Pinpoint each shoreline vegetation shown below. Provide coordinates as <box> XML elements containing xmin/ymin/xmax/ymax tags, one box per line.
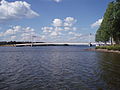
<box><xmin>94</xmin><ymin>0</ymin><xmax>120</xmax><ymax>54</ymax></box>
<box><xmin>85</xmin><ymin>45</ymin><xmax>120</xmax><ymax>54</ymax></box>
<box><xmin>95</xmin><ymin>45</ymin><xmax>120</xmax><ymax>54</ymax></box>
<box><xmin>0</xmin><ymin>41</ymin><xmax>44</xmax><ymax>47</ymax></box>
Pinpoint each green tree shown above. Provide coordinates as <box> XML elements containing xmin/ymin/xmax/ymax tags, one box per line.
<box><xmin>112</xmin><ymin>1</ymin><xmax>120</xmax><ymax>44</ymax></box>
<box><xmin>96</xmin><ymin>2</ymin><xmax>114</xmax><ymax>43</ymax></box>
<box><xmin>96</xmin><ymin>1</ymin><xmax>120</xmax><ymax>44</ymax></box>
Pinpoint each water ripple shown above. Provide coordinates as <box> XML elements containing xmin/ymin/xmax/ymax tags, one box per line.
<box><xmin>0</xmin><ymin>46</ymin><xmax>120</xmax><ymax>90</ymax></box>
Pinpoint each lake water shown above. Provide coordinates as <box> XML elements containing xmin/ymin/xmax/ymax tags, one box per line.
<box><xmin>0</xmin><ymin>46</ymin><xmax>120</xmax><ymax>90</ymax></box>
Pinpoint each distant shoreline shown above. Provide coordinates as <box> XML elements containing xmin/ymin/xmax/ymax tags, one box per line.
<box><xmin>0</xmin><ymin>45</ymin><xmax>15</xmax><ymax>47</ymax></box>
<box><xmin>0</xmin><ymin>44</ymin><xmax>69</xmax><ymax>47</ymax></box>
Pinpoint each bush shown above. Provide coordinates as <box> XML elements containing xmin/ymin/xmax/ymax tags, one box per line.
<box><xmin>96</xmin><ymin>45</ymin><xmax>120</xmax><ymax>51</ymax></box>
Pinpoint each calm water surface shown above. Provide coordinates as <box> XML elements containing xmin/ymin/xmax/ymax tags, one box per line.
<box><xmin>0</xmin><ymin>46</ymin><xmax>120</xmax><ymax>90</ymax></box>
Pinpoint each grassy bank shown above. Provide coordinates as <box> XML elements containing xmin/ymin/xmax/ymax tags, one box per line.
<box><xmin>96</xmin><ymin>45</ymin><xmax>120</xmax><ymax>51</ymax></box>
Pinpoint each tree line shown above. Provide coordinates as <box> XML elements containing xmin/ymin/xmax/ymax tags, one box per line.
<box><xmin>0</xmin><ymin>41</ymin><xmax>45</xmax><ymax>45</ymax></box>
<box><xmin>96</xmin><ymin>0</ymin><xmax>120</xmax><ymax>44</ymax></box>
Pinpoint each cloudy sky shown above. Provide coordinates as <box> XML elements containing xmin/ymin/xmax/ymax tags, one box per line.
<box><xmin>0</xmin><ymin>0</ymin><xmax>112</xmax><ymax>42</ymax></box>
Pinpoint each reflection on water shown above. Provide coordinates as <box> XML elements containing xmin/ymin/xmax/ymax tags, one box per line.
<box><xmin>98</xmin><ymin>53</ymin><xmax>120</xmax><ymax>90</ymax></box>
<box><xmin>0</xmin><ymin>46</ymin><xmax>120</xmax><ymax>90</ymax></box>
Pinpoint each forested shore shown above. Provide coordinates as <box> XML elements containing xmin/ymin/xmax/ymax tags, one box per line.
<box><xmin>96</xmin><ymin>0</ymin><xmax>120</xmax><ymax>44</ymax></box>
<box><xmin>96</xmin><ymin>0</ymin><xmax>120</xmax><ymax>51</ymax></box>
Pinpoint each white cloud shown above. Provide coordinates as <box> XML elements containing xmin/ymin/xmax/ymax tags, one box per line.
<box><xmin>0</xmin><ymin>25</ymin><xmax>44</xmax><ymax>41</ymax></box>
<box><xmin>54</xmin><ymin>27</ymin><xmax>63</xmax><ymax>31</ymax></box>
<box><xmin>68</xmin><ymin>31</ymin><xmax>82</xmax><ymax>41</ymax></box>
<box><xmin>64</xmin><ymin>17</ymin><xmax>77</xmax><ymax>27</ymax></box>
<box><xmin>64</xmin><ymin>27</ymin><xmax>77</xmax><ymax>31</ymax></box>
<box><xmin>68</xmin><ymin>32</ymin><xmax>75</xmax><ymax>35</ymax></box>
<box><xmin>53</xmin><ymin>0</ymin><xmax>62</xmax><ymax>3</ymax></box>
<box><xmin>69</xmin><ymin>33</ymin><xmax>83</xmax><ymax>41</ymax></box>
<box><xmin>21</xmin><ymin>33</ymin><xmax>31</xmax><ymax>37</ymax></box>
<box><xmin>4</xmin><ymin>29</ymin><xmax>15</xmax><ymax>36</ymax></box>
<box><xmin>41</xmin><ymin>17</ymin><xmax>79</xmax><ymax>41</ymax></box>
<box><xmin>0</xmin><ymin>0</ymin><xmax>39</xmax><ymax>22</ymax></box>
<box><xmin>12</xmin><ymin>26</ymin><xmax>21</xmax><ymax>32</ymax></box>
<box><xmin>91</xmin><ymin>18</ymin><xmax>103</xmax><ymax>28</ymax></box>
<box><xmin>74</xmin><ymin>33</ymin><xmax>82</xmax><ymax>37</ymax></box>
<box><xmin>1</xmin><ymin>26</ymin><xmax>21</xmax><ymax>36</ymax></box>
<box><xmin>68</xmin><ymin>31</ymin><xmax>81</xmax><ymax>37</ymax></box>
<box><xmin>52</xmin><ymin>19</ymin><xmax>63</xmax><ymax>27</ymax></box>
<box><xmin>42</xmin><ymin>27</ymin><xmax>53</xmax><ymax>33</ymax></box>
<box><xmin>64</xmin><ymin>27</ymin><xmax>72</xmax><ymax>31</ymax></box>
<box><xmin>50</xmin><ymin>31</ymin><xmax>61</xmax><ymax>36</ymax></box>
<box><xmin>23</xmin><ymin>27</ymin><xmax>35</xmax><ymax>33</ymax></box>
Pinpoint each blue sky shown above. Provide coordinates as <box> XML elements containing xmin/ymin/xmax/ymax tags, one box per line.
<box><xmin>0</xmin><ymin>0</ymin><xmax>113</xmax><ymax>42</ymax></box>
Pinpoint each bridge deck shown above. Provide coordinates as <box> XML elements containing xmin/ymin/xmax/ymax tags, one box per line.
<box><xmin>15</xmin><ymin>43</ymin><xmax>97</xmax><ymax>47</ymax></box>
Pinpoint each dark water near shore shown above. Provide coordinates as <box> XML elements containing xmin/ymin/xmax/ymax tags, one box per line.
<box><xmin>0</xmin><ymin>46</ymin><xmax>120</xmax><ymax>90</ymax></box>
